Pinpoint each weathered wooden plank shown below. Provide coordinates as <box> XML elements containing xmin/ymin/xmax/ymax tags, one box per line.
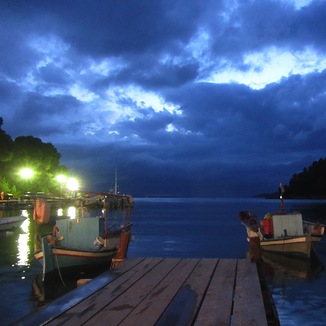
<box><xmin>119</xmin><ymin>258</ymin><xmax>200</xmax><ymax>326</ymax></box>
<box><xmin>194</xmin><ymin>259</ymin><xmax>237</xmax><ymax>326</ymax></box>
<box><xmin>83</xmin><ymin>258</ymin><xmax>183</xmax><ymax>325</ymax></box>
<box><xmin>16</xmin><ymin>257</ymin><xmax>145</xmax><ymax>326</ymax></box>
<box><xmin>232</xmin><ymin>259</ymin><xmax>268</xmax><ymax>326</ymax></box>
<box><xmin>46</xmin><ymin>257</ymin><xmax>163</xmax><ymax>326</ymax></box>
<box><xmin>18</xmin><ymin>258</ymin><xmax>272</xmax><ymax>326</ymax></box>
<box><xmin>156</xmin><ymin>258</ymin><xmax>219</xmax><ymax>326</ymax></box>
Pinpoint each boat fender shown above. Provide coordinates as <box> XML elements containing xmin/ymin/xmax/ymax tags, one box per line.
<box><xmin>313</xmin><ymin>223</ymin><xmax>323</xmax><ymax>235</ymax></box>
<box><xmin>53</xmin><ymin>225</ymin><xmax>58</xmax><ymax>237</ymax></box>
<box><xmin>93</xmin><ymin>236</ymin><xmax>104</xmax><ymax>248</ymax></box>
<box><xmin>45</xmin><ymin>225</ymin><xmax>58</xmax><ymax>245</ymax></box>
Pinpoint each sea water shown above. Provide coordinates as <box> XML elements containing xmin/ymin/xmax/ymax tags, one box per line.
<box><xmin>1</xmin><ymin>197</ymin><xmax>326</xmax><ymax>325</ymax></box>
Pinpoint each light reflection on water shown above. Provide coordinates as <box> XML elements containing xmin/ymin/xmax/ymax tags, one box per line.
<box><xmin>17</xmin><ymin>210</ymin><xmax>31</xmax><ymax>267</ymax></box>
<box><xmin>20</xmin><ymin>217</ymin><xmax>29</xmax><ymax>234</ymax></box>
<box><xmin>17</xmin><ymin>233</ymin><xmax>29</xmax><ymax>266</ymax></box>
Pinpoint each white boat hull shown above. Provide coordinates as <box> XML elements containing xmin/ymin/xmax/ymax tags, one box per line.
<box><xmin>35</xmin><ymin>245</ymin><xmax>118</xmax><ymax>270</ymax></box>
<box><xmin>260</xmin><ymin>235</ymin><xmax>312</xmax><ymax>259</ymax></box>
<box><xmin>240</xmin><ymin>211</ymin><xmax>318</xmax><ymax>259</ymax></box>
<box><xmin>244</xmin><ymin>224</ymin><xmax>312</xmax><ymax>259</ymax></box>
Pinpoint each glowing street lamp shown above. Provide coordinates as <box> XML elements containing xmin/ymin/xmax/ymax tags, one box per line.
<box><xmin>19</xmin><ymin>168</ymin><xmax>34</xmax><ymax>192</ymax></box>
<box><xmin>67</xmin><ymin>178</ymin><xmax>78</xmax><ymax>191</ymax></box>
<box><xmin>56</xmin><ymin>175</ymin><xmax>67</xmax><ymax>197</ymax></box>
<box><xmin>19</xmin><ymin>168</ymin><xmax>34</xmax><ymax>180</ymax></box>
<box><xmin>56</xmin><ymin>175</ymin><xmax>67</xmax><ymax>184</ymax></box>
<box><xmin>67</xmin><ymin>178</ymin><xmax>79</xmax><ymax>197</ymax></box>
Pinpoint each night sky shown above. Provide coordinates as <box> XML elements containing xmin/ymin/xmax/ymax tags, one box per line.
<box><xmin>1</xmin><ymin>0</ymin><xmax>325</xmax><ymax>197</ymax></box>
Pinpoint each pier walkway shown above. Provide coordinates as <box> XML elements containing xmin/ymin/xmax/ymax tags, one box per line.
<box><xmin>16</xmin><ymin>257</ymin><xmax>277</xmax><ymax>326</ymax></box>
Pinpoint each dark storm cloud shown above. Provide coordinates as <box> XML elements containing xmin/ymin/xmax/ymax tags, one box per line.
<box><xmin>1</xmin><ymin>0</ymin><xmax>201</xmax><ymax>56</ymax></box>
<box><xmin>0</xmin><ymin>0</ymin><xmax>325</xmax><ymax>197</ymax></box>
<box><xmin>11</xmin><ymin>93</ymin><xmax>82</xmax><ymax>137</ymax></box>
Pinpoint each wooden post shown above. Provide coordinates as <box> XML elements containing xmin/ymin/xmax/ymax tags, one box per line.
<box><xmin>111</xmin><ymin>231</ymin><xmax>131</xmax><ymax>267</ymax></box>
<box><xmin>249</xmin><ymin>235</ymin><xmax>262</xmax><ymax>262</ymax></box>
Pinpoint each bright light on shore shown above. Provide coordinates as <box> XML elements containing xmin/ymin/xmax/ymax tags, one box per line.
<box><xmin>56</xmin><ymin>174</ymin><xmax>67</xmax><ymax>183</ymax></box>
<box><xmin>67</xmin><ymin>178</ymin><xmax>79</xmax><ymax>191</ymax></box>
<box><xmin>19</xmin><ymin>168</ymin><xmax>34</xmax><ymax>179</ymax></box>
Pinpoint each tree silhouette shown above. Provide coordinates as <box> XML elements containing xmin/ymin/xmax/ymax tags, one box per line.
<box><xmin>287</xmin><ymin>158</ymin><xmax>326</xmax><ymax>198</ymax></box>
<box><xmin>0</xmin><ymin>117</ymin><xmax>13</xmax><ymax>163</ymax></box>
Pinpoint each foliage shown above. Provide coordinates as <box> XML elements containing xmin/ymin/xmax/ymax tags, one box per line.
<box><xmin>0</xmin><ymin>118</ymin><xmax>13</xmax><ymax>162</ymax></box>
<box><xmin>286</xmin><ymin>158</ymin><xmax>326</xmax><ymax>198</ymax></box>
<box><xmin>0</xmin><ymin>118</ymin><xmax>69</xmax><ymax>197</ymax></box>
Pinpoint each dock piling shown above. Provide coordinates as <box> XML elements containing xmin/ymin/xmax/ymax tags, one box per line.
<box><xmin>111</xmin><ymin>230</ymin><xmax>131</xmax><ymax>267</ymax></box>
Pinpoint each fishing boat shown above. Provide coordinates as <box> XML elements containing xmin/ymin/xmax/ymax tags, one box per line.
<box><xmin>75</xmin><ymin>192</ymin><xmax>134</xmax><ymax>210</ymax></box>
<box><xmin>33</xmin><ymin>197</ymin><xmax>132</xmax><ymax>283</ymax></box>
<box><xmin>34</xmin><ymin>218</ymin><xmax>131</xmax><ymax>278</ymax></box>
<box><xmin>0</xmin><ymin>215</ymin><xmax>26</xmax><ymax>231</ymax></box>
<box><xmin>239</xmin><ymin>211</ymin><xmax>314</xmax><ymax>259</ymax></box>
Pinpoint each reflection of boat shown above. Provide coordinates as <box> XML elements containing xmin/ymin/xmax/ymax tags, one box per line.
<box><xmin>0</xmin><ymin>216</ymin><xmax>26</xmax><ymax>231</ymax></box>
<box><xmin>262</xmin><ymin>250</ymin><xmax>324</xmax><ymax>281</ymax></box>
<box><xmin>239</xmin><ymin>211</ymin><xmax>314</xmax><ymax>259</ymax></box>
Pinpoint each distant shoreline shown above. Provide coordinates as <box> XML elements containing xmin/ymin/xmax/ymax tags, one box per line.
<box><xmin>255</xmin><ymin>193</ymin><xmax>326</xmax><ymax>200</ymax></box>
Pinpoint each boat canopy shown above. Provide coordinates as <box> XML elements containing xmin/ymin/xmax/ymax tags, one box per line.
<box><xmin>272</xmin><ymin>213</ymin><xmax>304</xmax><ymax>237</ymax></box>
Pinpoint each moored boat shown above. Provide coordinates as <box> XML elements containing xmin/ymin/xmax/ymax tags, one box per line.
<box><xmin>34</xmin><ymin>218</ymin><xmax>131</xmax><ymax>277</ymax></box>
<box><xmin>239</xmin><ymin>211</ymin><xmax>314</xmax><ymax>259</ymax></box>
<box><xmin>33</xmin><ymin>197</ymin><xmax>132</xmax><ymax>283</ymax></box>
<box><xmin>0</xmin><ymin>215</ymin><xmax>26</xmax><ymax>231</ymax></box>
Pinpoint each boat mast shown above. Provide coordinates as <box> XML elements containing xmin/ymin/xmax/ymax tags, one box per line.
<box><xmin>279</xmin><ymin>182</ymin><xmax>285</xmax><ymax>211</ymax></box>
<box><xmin>114</xmin><ymin>165</ymin><xmax>118</xmax><ymax>195</ymax></box>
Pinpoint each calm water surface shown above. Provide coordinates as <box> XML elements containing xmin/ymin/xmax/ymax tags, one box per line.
<box><xmin>1</xmin><ymin>197</ymin><xmax>326</xmax><ymax>325</ymax></box>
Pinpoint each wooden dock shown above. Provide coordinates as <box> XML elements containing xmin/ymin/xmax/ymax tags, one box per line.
<box><xmin>16</xmin><ymin>258</ymin><xmax>278</xmax><ymax>326</ymax></box>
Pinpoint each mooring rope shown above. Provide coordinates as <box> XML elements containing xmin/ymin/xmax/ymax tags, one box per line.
<box><xmin>54</xmin><ymin>251</ymin><xmax>66</xmax><ymax>287</ymax></box>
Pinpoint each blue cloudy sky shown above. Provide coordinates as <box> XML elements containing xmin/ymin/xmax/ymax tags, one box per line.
<box><xmin>1</xmin><ymin>0</ymin><xmax>325</xmax><ymax>197</ymax></box>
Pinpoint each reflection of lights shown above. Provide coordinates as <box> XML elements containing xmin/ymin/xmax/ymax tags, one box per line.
<box><xmin>20</xmin><ymin>218</ymin><xmax>30</xmax><ymax>233</ymax></box>
<box><xmin>17</xmin><ymin>209</ymin><xmax>30</xmax><ymax>266</ymax></box>
<box><xmin>17</xmin><ymin>233</ymin><xmax>29</xmax><ymax>266</ymax></box>
<box><xmin>20</xmin><ymin>210</ymin><xmax>30</xmax><ymax>233</ymax></box>
<box><xmin>21</xmin><ymin>210</ymin><xmax>29</xmax><ymax>217</ymax></box>
<box><xmin>67</xmin><ymin>206</ymin><xmax>77</xmax><ymax>219</ymax></box>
